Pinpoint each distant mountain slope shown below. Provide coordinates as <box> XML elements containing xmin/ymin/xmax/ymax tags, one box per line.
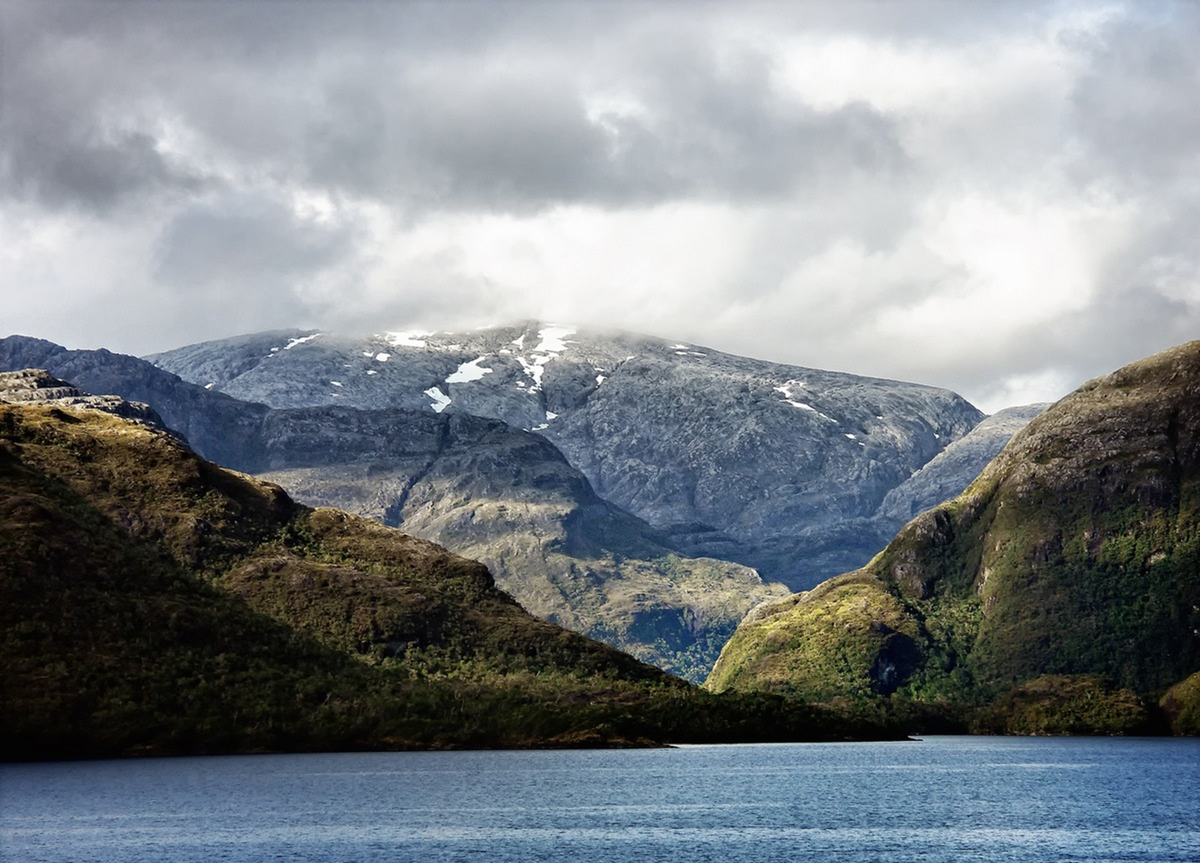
<box><xmin>0</xmin><ymin>343</ymin><xmax>784</xmax><ymax>680</ymax></box>
<box><xmin>706</xmin><ymin>342</ymin><xmax>1200</xmax><ymax>735</ymax></box>
<box><xmin>150</xmin><ymin>323</ymin><xmax>985</xmax><ymax>588</ymax></box>
<box><xmin>0</xmin><ymin>379</ymin><xmax>889</xmax><ymax>757</ymax></box>
<box><xmin>873</xmin><ymin>404</ymin><xmax>1048</xmax><ymax>527</ymax></box>
<box><xmin>250</xmin><ymin>405</ymin><xmax>789</xmax><ymax>681</ymax></box>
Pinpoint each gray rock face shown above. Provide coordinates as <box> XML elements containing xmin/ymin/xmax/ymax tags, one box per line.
<box><xmin>0</xmin><ymin>368</ymin><xmax>171</xmax><ymax>431</ymax></box>
<box><xmin>253</xmin><ymin>406</ymin><xmax>787</xmax><ymax>681</ymax></box>
<box><xmin>150</xmin><ymin>323</ymin><xmax>986</xmax><ymax>589</ymax></box>
<box><xmin>0</xmin><ymin>336</ymin><xmax>271</xmax><ymax>470</ymax></box>
<box><xmin>874</xmin><ymin>404</ymin><xmax>1049</xmax><ymax>528</ymax></box>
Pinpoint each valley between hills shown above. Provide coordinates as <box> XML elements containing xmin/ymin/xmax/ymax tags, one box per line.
<box><xmin>1</xmin><ymin>327</ymin><xmax>1198</xmax><ymax>755</ymax></box>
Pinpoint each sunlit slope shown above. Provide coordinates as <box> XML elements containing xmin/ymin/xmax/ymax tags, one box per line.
<box><xmin>0</xmin><ymin>337</ymin><xmax>790</xmax><ymax>680</ymax></box>
<box><xmin>708</xmin><ymin>341</ymin><xmax>1200</xmax><ymax>731</ymax></box>
<box><xmin>0</xmin><ymin>377</ymin><xmax>891</xmax><ymax>757</ymax></box>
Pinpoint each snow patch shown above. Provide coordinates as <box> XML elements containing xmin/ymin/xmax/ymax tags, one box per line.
<box><xmin>446</xmin><ymin>357</ymin><xmax>494</xmax><ymax>384</ymax></box>
<box><xmin>546</xmin><ymin>411</ymin><xmax>558</xmax><ymax>421</ymax></box>
<box><xmin>844</xmin><ymin>433</ymin><xmax>856</xmax><ymax>440</ymax></box>
<box><xmin>775</xmin><ymin>383</ymin><xmax>837</xmax><ymax>422</ymax></box>
<box><xmin>284</xmin><ymin>333</ymin><xmax>321</xmax><ymax>350</ymax></box>
<box><xmin>596</xmin><ymin>374</ymin><xmax>606</xmax><ymax>386</ymax></box>
<box><xmin>382</xmin><ymin>331</ymin><xmax>431</xmax><ymax>347</ymax></box>
<box><xmin>534</xmin><ymin>326</ymin><xmax>575</xmax><ymax>353</ymax></box>
<box><xmin>531</xmin><ymin>423</ymin><xmax>549</xmax><ymax>431</ymax></box>
<box><xmin>204</xmin><ymin>383</ymin><xmax>216</xmax><ymax>390</ymax></box>
<box><xmin>375</xmin><ymin>352</ymin><xmax>391</xmax><ymax>362</ymax></box>
<box><xmin>512</xmin><ymin>334</ymin><xmax>526</xmax><ymax>349</ymax></box>
<box><xmin>330</xmin><ymin>381</ymin><xmax>343</xmax><ymax>387</ymax></box>
<box><xmin>424</xmin><ymin>386</ymin><xmax>451</xmax><ymax>413</ymax></box>
<box><xmin>518</xmin><ymin>356</ymin><xmax>546</xmax><ymax>392</ymax></box>
<box><xmin>366</xmin><ymin>370</ymin><xmax>378</xmax><ymax>376</ymax></box>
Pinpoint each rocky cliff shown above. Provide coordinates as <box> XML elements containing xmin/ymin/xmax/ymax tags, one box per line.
<box><xmin>706</xmin><ymin>341</ymin><xmax>1200</xmax><ymax>734</ymax></box>
<box><xmin>873</xmin><ymin>404</ymin><xmax>1047</xmax><ymax>527</ymax></box>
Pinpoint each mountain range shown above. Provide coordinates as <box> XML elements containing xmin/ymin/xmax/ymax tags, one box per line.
<box><xmin>0</xmin><ymin>369</ymin><xmax>893</xmax><ymax>758</ymax></box>
<box><xmin>4</xmin><ymin>330</ymin><xmax>1198</xmax><ymax>738</ymax></box>
<box><xmin>1</xmin><ymin>326</ymin><xmax>1023</xmax><ymax>679</ymax></box>
<box><xmin>148</xmin><ymin>324</ymin><xmax>987</xmax><ymax>588</ymax></box>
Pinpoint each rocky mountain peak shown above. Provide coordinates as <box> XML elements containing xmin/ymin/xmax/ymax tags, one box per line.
<box><xmin>0</xmin><ymin>369</ymin><xmax>170</xmax><ymax>431</ymax></box>
<box><xmin>150</xmin><ymin>323</ymin><xmax>986</xmax><ymax>589</ymax></box>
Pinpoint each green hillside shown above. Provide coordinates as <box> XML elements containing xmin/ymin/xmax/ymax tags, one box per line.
<box><xmin>0</xmin><ymin>389</ymin><xmax>888</xmax><ymax>758</ymax></box>
<box><xmin>707</xmin><ymin>342</ymin><xmax>1200</xmax><ymax>735</ymax></box>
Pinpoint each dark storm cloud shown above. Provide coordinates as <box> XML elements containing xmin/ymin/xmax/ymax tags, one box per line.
<box><xmin>0</xmin><ymin>2</ymin><xmax>212</xmax><ymax>211</ymax></box>
<box><xmin>152</xmin><ymin>193</ymin><xmax>356</xmax><ymax>294</ymax></box>
<box><xmin>1</xmin><ymin>0</ymin><xmax>907</xmax><ymax>216</ymax></box>
<box><xmin>302</xmin><ymin>57</ymin><xmax>906</xmax><ymax>212</ymax></box>
<box><xmin>3</xmin><ymin>0</ymin><xmax>1199</xmax><ymax>411</ymax></box>
<box><xmin>1068</xmin><ymin>6</ymin><xmax>1200</xmax><ymax>187</ymax></box>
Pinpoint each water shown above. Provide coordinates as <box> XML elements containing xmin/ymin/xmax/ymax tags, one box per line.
<box><xmin>2</xmin><ymin>737</ymin><xmax>1198</xmax><ymax>862</ymax></box>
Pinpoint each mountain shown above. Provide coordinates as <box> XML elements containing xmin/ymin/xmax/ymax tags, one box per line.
<box><xmin>149</xmin><ymin>323</ymin><xmax>985</xmax><ymax>589</ymax></box>
<box><xmin>706</xmin><ymin>341</ymin><xmax>1200</xmax><ymax>735</ymax></box>
<box><xmin>0</xmin><ymin>338</ymin><xmax>786</xmax><ymax>680</ymax></box>
<box><xmin>872</xmin><ymin>404</ymin><xmax>1048</xmax><ymax>527</ymax></box>
<box><xmin>249</xmin><ymin>406</ymin><xmax>788</xmax><ymax>681</ymax></box>
<box><xmin>0</xmin><ymin>372</ymin><xmax>892</xmax><ymax>758</ymax></box>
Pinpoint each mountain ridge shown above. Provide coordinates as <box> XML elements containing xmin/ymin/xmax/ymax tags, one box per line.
<box><xmin>0</xmin><ymin>346</ymin><xmax>788</xmax><ymax>680</ymax></box>
<box><xmin>706</xmin><ymin>340</ymin><xmax>1200</xmax><ymax>735</ymax></box>
<box><xmin>149</xmin><ymin>322</ymin><xmax>986</xmax><ymax>589</ymax></box>
<box><xmin>1</xmin><ymin>379</ymin><xmax>894</xmax><ymax>757</ymax></box>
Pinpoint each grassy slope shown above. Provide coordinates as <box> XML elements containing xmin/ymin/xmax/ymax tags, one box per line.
<box><xmin>707</xmin><ymin>342</ymin><xmax>1200</xmax><ymax>734</ymax></box>
<box><xmin>1</xmin><ymin>403</ymin><xmax>888</xmax><ymax>758</ymax></box>
<box><xmin>262</xmin><ymin>454</ymin><xmax>789</xmax><ymax>683</ymax></box>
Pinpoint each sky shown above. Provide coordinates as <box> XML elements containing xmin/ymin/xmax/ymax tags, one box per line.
<box><xmin>2</xmin><ymin>1</ymin><xmax>1198</xmax><ymax>413</ymax></box>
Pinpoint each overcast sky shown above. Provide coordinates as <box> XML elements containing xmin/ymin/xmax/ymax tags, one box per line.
<box><xmin>2</xmin><ymin>0</ymin><xmax>1198</xmax><ymax>411</ymax></box>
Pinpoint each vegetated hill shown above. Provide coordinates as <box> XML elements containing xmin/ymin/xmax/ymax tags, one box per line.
<box><xmin>706</xmin><ymin>342</ymin><xmax>1200</xmax><ymax>735</ymax></box>
<box><xmin>148</xmin><ymin>323</ymin><xmax>985</xmax><ymax>590</ymax></box>
<box><xmin>0</xmin><ymin>372</ymin><xmax>889</xmax><ymax>759</ymax></box>
<box><xmin>0</xmin><ymin>340</ymin><xmax>786</xmax><ymax>680</ymax></box>
<box><xmin>254</xmin><ymin>406</ymin><xmax>788</xmax><ymax>682</ymax></box>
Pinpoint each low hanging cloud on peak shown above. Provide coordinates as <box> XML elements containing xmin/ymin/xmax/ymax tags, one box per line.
<box><xmin>2</xmin><ymin>0</ymin><xmax>1199</xmax><ymax>413</ymax></box>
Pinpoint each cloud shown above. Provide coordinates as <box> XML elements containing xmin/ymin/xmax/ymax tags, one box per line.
<box><xmin>1</xmin><ymin>0</ymin><xmax>1198</xmax><ymax>414</ymax></box>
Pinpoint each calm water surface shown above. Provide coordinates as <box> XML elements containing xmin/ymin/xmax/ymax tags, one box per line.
<box><xmin>2</xmin><ymin>737</ymin><xmax>1198</xmax><ymax>862</ymax></box>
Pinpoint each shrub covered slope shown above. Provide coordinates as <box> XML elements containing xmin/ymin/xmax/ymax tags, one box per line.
<box><xmin>707</xmin><ymin>342</ymin><xmax>1200</xmax><ymax>734</ymax></box>
<box><xmin>0</xmin><ymin>379</ymin><xmax>889</xmax><ymax>758</ymax></box>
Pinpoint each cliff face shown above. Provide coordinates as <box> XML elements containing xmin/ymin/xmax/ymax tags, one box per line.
<box><xmin>873</xmin><ymin>404</ymin><xmax>1048</xmax><ymax>527</ymax></box>
<box><xmin>250</xmin><ymin>405</ymin><xmax>788</xmax><ymax>682</ymax></box>
<box><xmin>149</xmin><ymin>323</ymin><xmax>985</xmax><ymax>589</ymax></box>
<box><xmin>707</xmin><ymin>342</ymin><xmax>1200</xmax><ymax>733</ymax></box>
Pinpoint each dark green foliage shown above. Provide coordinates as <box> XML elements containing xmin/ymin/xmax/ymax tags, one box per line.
<box><xmin>709</xmin><ymin>341</ymin><xmax>1200</xmax><ymax>735</ymax></box>
<box><xmin>1</xmin><ymin>403</ymin><xmax>892</xmax><ymax>759</ymax></box>
<box><xmin>1160</xmin><ymin>671</ymin><xmax>1200</xmax><ymax>736</ymax></box>
<box><xmin>971</xmin><ymin>676</ymin><xmax>1155</xmax><ymax>736</ymax></box>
